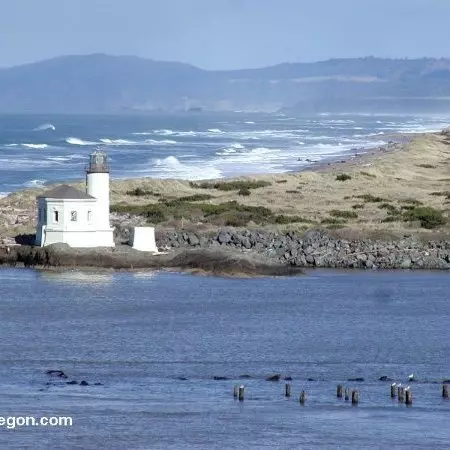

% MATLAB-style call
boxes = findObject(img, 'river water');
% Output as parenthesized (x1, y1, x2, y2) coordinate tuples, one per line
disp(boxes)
(0, 268, 449, 449)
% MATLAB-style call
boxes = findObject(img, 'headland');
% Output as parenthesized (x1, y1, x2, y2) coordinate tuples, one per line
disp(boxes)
(2, 128, 450, 275)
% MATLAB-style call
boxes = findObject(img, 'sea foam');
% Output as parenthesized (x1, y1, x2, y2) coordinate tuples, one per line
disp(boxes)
(66, 137, 98, 146)
(33, 123, 56, 131)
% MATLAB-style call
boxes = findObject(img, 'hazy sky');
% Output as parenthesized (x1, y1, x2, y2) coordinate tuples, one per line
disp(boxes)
(1, 0, 449, 70)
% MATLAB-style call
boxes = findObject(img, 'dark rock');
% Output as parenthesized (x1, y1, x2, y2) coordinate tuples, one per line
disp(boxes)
(266, 374, 281, 382)
(217, 231, 231, 245)
(442, 379, 450, 384)
(177, 377, 188, 381)
(80, 380, 89, 386)
(284, 376, 293, 381)
(46, 370, 68, 379)
(213, 376, 229, 381)
(239, 375, 252, 379)
(378, 376, 393, 382)
(188, 234, 200, 246)
(66, 380, 78, 385)
(348, 377, 365, 382)
(94, 382, 104, 386)
(307, 378, 316, 381)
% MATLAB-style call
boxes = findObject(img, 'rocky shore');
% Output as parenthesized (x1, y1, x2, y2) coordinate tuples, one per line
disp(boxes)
(155, 228, 450, 270)
(2, 227, 450, 274)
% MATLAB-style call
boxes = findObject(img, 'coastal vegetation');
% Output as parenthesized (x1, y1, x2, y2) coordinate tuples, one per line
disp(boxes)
(2, 131, 450, 242)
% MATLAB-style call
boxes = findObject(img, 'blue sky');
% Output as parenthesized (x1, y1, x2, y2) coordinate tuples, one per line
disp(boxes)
(1, 0, 449, 69)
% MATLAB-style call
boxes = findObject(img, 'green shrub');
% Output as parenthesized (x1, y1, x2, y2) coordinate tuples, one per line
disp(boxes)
(238, 187, 251, 196)
(126, 187, 160, 197)
(275, 215, 309, 224)
(177, 194, 214, 202)
(336, 174, 352, 181)
(321, 217, 347, 225)
(330, 209, 358, 219)
(275, 179, 288, 184)
(189, 180, 271, 191)
(416, 164, 435, 169)
(378, 203, 398, 213)
(352, 204, 364, 209)
(286, 190, 300, 194)
(402, 206, 446, 229)
(356, 194, 386, 203)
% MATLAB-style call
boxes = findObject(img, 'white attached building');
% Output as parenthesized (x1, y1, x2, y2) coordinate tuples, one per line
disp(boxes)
(35, 151, 115, 248)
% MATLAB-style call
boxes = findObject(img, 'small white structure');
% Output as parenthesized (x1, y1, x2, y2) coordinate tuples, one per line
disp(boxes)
(131, 227, 158, 252)
(35, 151, 115, 248)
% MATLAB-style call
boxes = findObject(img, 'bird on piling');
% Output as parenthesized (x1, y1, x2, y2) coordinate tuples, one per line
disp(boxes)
(408, 374, 416, 382)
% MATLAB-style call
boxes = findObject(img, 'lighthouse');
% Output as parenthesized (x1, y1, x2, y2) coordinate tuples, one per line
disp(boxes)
(86, 150, 111, 229)
(35, 150, 115, 248)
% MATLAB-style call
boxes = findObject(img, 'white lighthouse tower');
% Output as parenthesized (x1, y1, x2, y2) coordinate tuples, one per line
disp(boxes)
(85, 150, 115, 246)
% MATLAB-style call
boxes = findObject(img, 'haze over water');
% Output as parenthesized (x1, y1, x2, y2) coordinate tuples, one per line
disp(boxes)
(0, 112, 448, 195)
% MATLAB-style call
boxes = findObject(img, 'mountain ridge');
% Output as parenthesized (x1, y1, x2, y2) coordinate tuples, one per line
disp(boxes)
(1, 54, 450, 113)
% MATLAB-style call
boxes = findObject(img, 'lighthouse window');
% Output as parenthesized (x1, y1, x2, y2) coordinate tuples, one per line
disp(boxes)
(70, 210, 78, 222)
(53, 210, 59, 223)
(87, 210, 93, 222)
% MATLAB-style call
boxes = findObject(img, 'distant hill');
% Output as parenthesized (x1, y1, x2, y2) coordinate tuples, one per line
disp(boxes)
(1, 54, 450, 113)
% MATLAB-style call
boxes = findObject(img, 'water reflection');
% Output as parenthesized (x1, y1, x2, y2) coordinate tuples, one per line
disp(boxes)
(38, 270, 114, 285)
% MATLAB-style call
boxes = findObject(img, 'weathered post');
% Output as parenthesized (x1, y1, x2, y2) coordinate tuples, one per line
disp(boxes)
(299, 390, 306, 405)
(344, 387, 350, 401)
(351, 390, 359, 405)
(390, 383, 396, 398)
(397, 385, 404, 402)
(238, 385, 245, 402)
(442, 384, 449, 399)
(405, 387, 412, 406)
(285, 383, 291, 398)
(233, 384, 238, 398)
(337, 384, 343, 398)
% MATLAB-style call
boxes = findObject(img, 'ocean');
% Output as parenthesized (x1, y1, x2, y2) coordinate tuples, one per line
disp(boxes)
(0, 268, 449, 449)
(0, 112, 449, 196)
(1, 112, 450, 448)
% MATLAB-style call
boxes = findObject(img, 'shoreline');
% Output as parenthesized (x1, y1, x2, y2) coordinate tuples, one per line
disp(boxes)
(1, 126, 450, 275)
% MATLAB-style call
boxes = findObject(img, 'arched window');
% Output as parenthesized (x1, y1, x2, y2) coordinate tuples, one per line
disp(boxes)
(70, 210, 77, 222)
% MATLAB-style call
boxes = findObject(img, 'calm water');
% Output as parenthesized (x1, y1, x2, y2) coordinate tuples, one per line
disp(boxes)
(0, 112, 449, 195)
(0, 268, 449, 449)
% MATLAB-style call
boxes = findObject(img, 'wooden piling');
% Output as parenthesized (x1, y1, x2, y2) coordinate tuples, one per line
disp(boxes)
(351, 390, 359, 405)
(390, 383, 396, 398)
(397, 385, 404, 402)
(285, 383, 291, 398)
(405, 388, 412, 405)
(299, 390, 306, 405)
(233, 384, 238, 398)
(337, 384, 343, 398)
(238, 385, 245, 402)
(344, 387, 350, 401)
(442, 384, 449, 399)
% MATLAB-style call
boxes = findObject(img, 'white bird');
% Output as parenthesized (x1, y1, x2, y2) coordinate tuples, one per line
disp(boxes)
(408, 373, 415, 382)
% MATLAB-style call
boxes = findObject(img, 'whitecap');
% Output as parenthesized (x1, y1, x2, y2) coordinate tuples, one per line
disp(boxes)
(66, 137, 98, 146)
(207, 128, 223, 133)
(150, 156, 222, 180)
(22, 143, 48, 149)
(24, 179, 47, 187)
(244, 121, 256, 124)
(33, 123, 56, 131)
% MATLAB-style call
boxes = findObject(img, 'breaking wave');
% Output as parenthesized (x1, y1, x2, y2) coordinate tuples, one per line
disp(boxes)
(66, 137, 98, 146)
(24, 179, 47, 187)
(33, 123, 56, 131)
(151, 156, 222, 180)
(22, 143, 48, 149)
